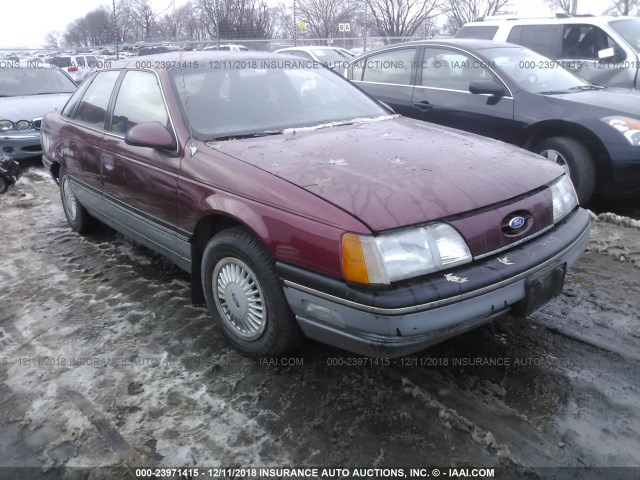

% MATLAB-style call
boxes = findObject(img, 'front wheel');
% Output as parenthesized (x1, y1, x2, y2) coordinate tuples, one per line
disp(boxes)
(533, 136, 596, 204)
(202, 226, 302, 357)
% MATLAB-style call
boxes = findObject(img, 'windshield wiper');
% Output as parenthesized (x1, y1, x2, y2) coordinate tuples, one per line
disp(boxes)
(568, 85, 606, 91)
(212, 130, 283, 141)
(538, 90, 573, 95)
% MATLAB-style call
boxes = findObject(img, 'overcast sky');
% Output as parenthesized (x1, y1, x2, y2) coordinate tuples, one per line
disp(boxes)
(1, 0, 612, 49)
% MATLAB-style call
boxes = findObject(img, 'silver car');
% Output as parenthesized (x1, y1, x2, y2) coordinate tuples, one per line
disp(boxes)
(0, 61, 76, 160)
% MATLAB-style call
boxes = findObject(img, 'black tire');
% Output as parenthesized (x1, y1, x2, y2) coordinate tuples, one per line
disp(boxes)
(533, 136, 596, 204)
(202, 226, 302, 357)
(59, 167, 94, 233)
(0, 176, 8, 194)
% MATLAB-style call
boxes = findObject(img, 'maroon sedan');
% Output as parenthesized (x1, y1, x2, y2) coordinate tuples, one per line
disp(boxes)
(41, 52, 590, 357)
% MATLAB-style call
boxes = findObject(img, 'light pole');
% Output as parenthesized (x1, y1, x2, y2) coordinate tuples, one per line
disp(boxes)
(112, 0, 119, 56)
(293, 0, 297, 46)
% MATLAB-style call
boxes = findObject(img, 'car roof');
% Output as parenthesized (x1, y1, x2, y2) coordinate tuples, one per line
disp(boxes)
(463, 15, 629, 27)
(351, 38, 521, 57)
(276, 46, 349, 52)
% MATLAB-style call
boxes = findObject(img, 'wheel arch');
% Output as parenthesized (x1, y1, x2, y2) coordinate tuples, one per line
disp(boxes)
(50, 160, 62, 181)
(189, 211, 267, 304)
(522, 120, 612, 191)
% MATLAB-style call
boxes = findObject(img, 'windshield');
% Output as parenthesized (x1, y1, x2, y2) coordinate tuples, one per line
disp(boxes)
(0, 67, 77, 97)
(609, 18, 640, 53)
(170, 61, 388, 140)
(482, 47, 591, 94)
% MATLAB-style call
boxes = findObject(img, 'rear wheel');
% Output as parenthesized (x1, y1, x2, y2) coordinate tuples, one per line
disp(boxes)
(59, 167, 94, 233)
(533, 136, 596, 204)
(202, 226, 302, 356)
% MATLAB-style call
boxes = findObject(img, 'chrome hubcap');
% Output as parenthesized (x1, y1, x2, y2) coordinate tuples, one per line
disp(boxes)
(213, 257, 266, 340)
(62, 177, 77, 221)
(540, 149, 571, 177)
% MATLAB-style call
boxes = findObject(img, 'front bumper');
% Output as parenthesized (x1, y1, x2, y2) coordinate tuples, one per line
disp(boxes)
(280, 208, 591, 357)
(0, 131, 42, 160)
(602, 142, 640, 198)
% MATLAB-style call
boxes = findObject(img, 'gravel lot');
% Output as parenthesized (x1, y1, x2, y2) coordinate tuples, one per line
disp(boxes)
(1, 165, 639, 480)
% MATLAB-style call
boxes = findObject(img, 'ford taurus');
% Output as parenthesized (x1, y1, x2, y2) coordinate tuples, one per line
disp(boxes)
(41, 52, 590, 357)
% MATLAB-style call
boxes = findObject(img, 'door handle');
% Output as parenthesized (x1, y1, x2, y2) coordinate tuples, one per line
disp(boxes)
(101, 154, 114, 172)
(413, 100, 433, 111)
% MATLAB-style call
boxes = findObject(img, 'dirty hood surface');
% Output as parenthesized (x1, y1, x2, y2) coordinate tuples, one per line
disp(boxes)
(0, 93, 72, 121)
(211, 117, 561, 232)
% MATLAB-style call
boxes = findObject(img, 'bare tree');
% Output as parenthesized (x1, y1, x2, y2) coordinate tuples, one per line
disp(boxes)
(604, 0, 639, 15)
(271, 2, 296, 39)
(128, 0, 167, 40)
(44, 31, 63, 49)
(441, 0, 511, 34)
(366, 0, 439, 42)
(63, 7, 115, 47)
(545, 0, 578, 14)
(197, 0, 271, 40)
(296, 0, 356, 40)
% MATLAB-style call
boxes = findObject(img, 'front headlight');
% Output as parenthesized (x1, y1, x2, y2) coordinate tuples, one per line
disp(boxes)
(342, 223, 472, 285)
(549, 174, 578, 222)
(0, 120, 14, 132)
(601, 116, 640, 146)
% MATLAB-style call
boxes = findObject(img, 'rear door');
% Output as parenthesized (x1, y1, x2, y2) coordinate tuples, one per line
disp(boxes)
(61, 70, 120, 202)
(410, 46, 516, 143)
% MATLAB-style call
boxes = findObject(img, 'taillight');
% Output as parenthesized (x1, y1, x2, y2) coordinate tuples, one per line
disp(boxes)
(68, 66, 78, 73)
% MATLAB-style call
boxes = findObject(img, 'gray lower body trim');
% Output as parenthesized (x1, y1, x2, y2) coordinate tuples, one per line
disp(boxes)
(72, 180, 192, 272)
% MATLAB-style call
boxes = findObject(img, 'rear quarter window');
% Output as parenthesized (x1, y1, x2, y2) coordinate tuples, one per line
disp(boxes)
(456, 26, 499, 40)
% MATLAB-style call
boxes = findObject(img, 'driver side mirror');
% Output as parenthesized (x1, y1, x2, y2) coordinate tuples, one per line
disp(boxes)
(124, 121, 175, 150)
(469, 79, 506, 97)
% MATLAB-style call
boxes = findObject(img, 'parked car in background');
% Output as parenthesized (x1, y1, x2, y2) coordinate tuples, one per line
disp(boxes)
(275, 46, 355, 69)
(41, 52, 590, 358)
(47, 54, 107, 84)
(1, 62, 76, 160)
(456, 15, 640, 90)
(138, 46, 170, 56)
(203, 44, 249, 52)
(346, 39, 640, 203)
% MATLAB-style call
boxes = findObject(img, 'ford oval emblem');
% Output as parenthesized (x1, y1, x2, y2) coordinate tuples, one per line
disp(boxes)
(508, 216, 526, 229)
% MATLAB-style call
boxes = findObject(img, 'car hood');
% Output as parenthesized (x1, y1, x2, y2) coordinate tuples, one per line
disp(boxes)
(0, 93, 72, 121)
(211, 117, 561, 232)
(544, 87, 640, 116)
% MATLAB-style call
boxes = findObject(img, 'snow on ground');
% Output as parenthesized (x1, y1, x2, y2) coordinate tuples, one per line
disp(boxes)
(1, 168, 639, 479)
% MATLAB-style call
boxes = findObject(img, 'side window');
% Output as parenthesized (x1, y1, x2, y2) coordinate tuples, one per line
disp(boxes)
(75, 56, 85, 67)
(562, 25, 626, 62)
(111, 71, 169, 135)
(421, 48, 492, 90)
(73, 70, 120, 128)
(514, 25, 560, 58)
(61, 74, 94, 118)
(361, 48, 417, 85)
(86, 56, 97, 67)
